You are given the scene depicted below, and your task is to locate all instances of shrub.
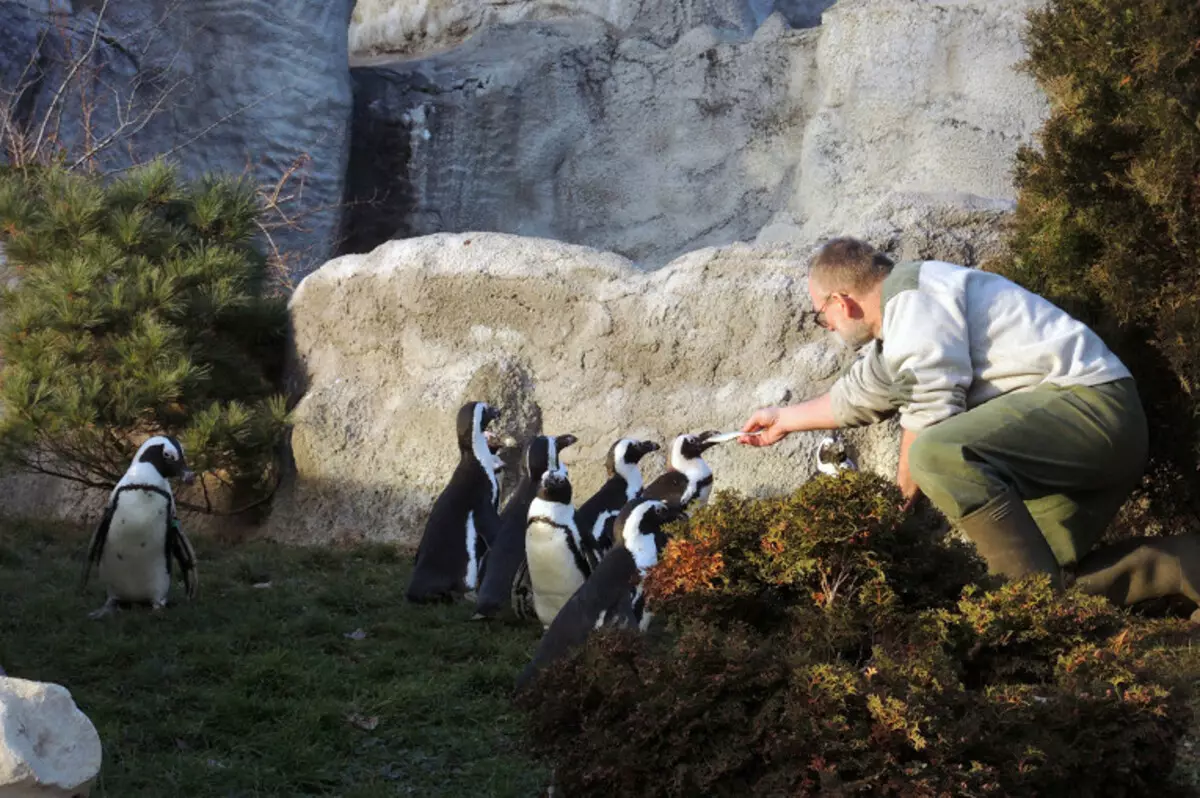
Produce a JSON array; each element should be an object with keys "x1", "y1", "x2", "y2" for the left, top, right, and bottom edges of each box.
[
  {"x1": 0, "y1": 162, "x2": 290, "y2": 509},
  {"x1": 519, "y1": 476, "x2": 1200, "y2": 797},
  {"x1": 994, "y1": 0, "x2": 1200, "y2": 525}
]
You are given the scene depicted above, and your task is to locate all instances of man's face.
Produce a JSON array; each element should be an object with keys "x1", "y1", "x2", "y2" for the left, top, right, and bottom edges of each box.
[{"x1": 807, "y1": 278, "x2": 874, "y2": 348}]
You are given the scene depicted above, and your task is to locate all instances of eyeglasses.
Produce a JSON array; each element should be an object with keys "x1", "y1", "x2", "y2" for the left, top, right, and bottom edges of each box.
[{"x1": 800, "y1": 292, "x2": 838, "y2": 330}]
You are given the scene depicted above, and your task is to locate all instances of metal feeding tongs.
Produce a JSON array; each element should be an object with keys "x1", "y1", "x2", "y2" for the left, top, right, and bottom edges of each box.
[{"x1": 703, "y1": 430, "x2": 764, "y2": 444}]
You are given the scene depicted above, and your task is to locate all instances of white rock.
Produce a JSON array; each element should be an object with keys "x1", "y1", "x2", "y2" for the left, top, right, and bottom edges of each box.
[
  {"x1": 265, "y1": 232, "x2": 901, "y2": 547},
  {"x1": 0, "y1": 677, "x2": 102, "y2": 797}
]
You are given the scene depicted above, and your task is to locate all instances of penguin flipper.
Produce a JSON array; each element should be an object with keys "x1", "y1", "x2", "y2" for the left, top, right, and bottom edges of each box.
[
  {"x1": 81, "y1": 503, "x2": 115, "y2": 592},
  {"x1": 167, "y1": 518, "x2": 199, "y2": 600}
]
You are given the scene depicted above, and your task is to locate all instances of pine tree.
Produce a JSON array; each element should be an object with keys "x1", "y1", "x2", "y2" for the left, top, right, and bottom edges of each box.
[
  {"x1": 995, "y1": 0, "x2": 1200, "y2": 523},
  {"x1": 0, "y1": 161, "x2": 291, "y2": 511}
]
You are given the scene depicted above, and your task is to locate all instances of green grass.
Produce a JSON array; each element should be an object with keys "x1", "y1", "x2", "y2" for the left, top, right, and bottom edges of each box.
[{"x1": 0, "y1": 520, "x2": 549, "y2": 797}]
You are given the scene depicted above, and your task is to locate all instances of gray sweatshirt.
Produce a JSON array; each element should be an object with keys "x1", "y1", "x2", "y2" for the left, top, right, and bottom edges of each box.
[{"x1": 828, "y1": 260, "x2": 1132, "y2": 432}]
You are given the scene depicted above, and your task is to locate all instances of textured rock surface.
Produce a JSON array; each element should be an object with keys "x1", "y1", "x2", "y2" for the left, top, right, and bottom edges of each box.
[
  {"x1": 760, "y1": 0, "x2": 1051, "y2": 253},
  {"x1": 343, "y1": 0, "x2": 1046, "y2": 269},
  {"x1": 0, "y1": 0, "x2": 353, "y2": 280},
  {"x1": 342, "y1": 18, "x2": 814, "y2": 266},
  {"x1": 348, "y1": 0, "x2": 835, "y2": 59},
  {"x1": 0, "y1": 676, "x2": 102, "y2": 797},
  {"x1": 265, "y1": 232, "x2": 901, "y2": 547}
]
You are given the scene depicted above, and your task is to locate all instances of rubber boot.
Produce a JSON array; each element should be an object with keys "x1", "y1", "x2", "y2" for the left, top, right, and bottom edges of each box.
[
  {"x1": 956, "y1": 487, "x2": 1063, "y2": 588},
  {"x1": 1072, "y1": 535, "x2": 1200, "y2": 614}
]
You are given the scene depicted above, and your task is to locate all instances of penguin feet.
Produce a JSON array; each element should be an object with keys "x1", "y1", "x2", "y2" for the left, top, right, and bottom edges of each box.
[
  {"x1": 151, "y1": 599, "x2": 168, "y2": 612},
  {"x1": 87, "y1": 599, "x2": 118, "y2": 620}
]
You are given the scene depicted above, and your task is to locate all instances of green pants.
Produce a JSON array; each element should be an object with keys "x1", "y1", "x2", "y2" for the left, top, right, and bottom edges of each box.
[{"x1": 907, "y1": 378, "x2": 1148, "y2": 566}]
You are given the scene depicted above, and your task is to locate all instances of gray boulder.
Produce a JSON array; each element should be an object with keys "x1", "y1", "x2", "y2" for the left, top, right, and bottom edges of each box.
[{"x1": 265, "y1": 232, "x2": 901, "y2": 547}]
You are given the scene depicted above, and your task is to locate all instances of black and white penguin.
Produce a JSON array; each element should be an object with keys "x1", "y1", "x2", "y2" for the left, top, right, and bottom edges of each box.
[
  {"x1": 514, "y1": 497, "x2": 682, "y2": 692},
  {"x1": 816, "y1": 432, "x2": 857, "y2": 477},
  {"x1": 473, "y1": 433, "x2": 578, "y2": 618},
  {"x1": 407, "y1": 401, "x2": 503, "y2": 603},
  {"x1": 81, "y1": 435, "x2": 198, "y2": 619},
  {"x1": 575, "y1": 437, "x2": 660, "y2": 556},
  {"x1": 641, "y1": 430, "x2": 727, "y2": 513},
  {"x1": 525, "y1": 468, "x2": 595, "y2": 629}
]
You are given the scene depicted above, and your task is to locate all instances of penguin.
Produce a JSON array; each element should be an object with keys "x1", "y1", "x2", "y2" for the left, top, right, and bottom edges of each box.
[
  {"x1": 81, "y1": 435, "x2": 198, "y2": 619},
  {"x1": 514, "y1": 497, "x2": 682, "y2": 692},
  {"x1": 473, "y1": 433, "x2": 578, "y2": 619},
  {"x1": 816, "y1": 431, "x2": 857, "y2": 477},
  {"x1": 575, "y1": 437, "x2": 661, "y2": 556},
  {"x1": 406, "y1": 401, "x2": 503, "y2": 603},
  {"x1": 525, "y1": 468, "x2": 595, "y2": 629},
  {"x1": 641, "y1": 430, "x2": 728, "y2": 514}
]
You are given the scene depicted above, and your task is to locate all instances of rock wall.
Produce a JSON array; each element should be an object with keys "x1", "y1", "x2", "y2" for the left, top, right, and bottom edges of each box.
[
  {"x1": 0, "y1": 0, "x2": 354, "y2": 280},
  {"x1": 342, "y1": 0, "x2": 1048, "y2": 268},
  {"x1": 348, "y1": 0, "x2": 835, "y2": 59},
  {"x1": 265, "y1": 232, "x2": 901, "y2": 547}
]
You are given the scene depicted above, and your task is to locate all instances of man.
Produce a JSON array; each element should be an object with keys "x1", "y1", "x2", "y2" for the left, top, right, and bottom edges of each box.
[{"x1": 740, "y1": 237, "x2": 1200, "y2": 610}]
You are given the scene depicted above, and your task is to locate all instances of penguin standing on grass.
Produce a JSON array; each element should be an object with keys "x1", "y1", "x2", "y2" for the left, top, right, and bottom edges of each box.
[
  {"x1": 407, "y1": 401, "x2": 503, "y2": 603},
  {"x1": 515, "y1": 497, "x2": 682, "y2": 692},
  {"x1": 525, "y1": 468, "x2": 595, "y2": 629},
  {"x1": 575, "y1": 437, "x2": 660, "y2": 556},
  {"x1": 81, "y1": 435, "x2": 198, "y2": 619},
  {"x1": 474, "y1": 433, "x2": 578, "y2": 619}
]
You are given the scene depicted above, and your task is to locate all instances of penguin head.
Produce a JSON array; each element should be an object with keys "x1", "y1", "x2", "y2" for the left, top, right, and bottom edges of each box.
[
  {"x1": 617, "y1": 498, "x2": 684, "y2": 568},
  {"x1": 525, "y1": 433, "x2": 578, "y2": 480},
  {"x1": 134, "y1": 435, "x2": 195, "y2": 484},
  {"x1": 536, "y1": 467, "x2": 573, "y2": 505},
  {"x1": 670, "y1": 431, "x2": 723, "y2": 466},
  {"x1": 457, "y1": 401, "x2": 501, "y2": 452},
  {"x1": 610, "y1": 438, "x2": 660, "y2": 470}
]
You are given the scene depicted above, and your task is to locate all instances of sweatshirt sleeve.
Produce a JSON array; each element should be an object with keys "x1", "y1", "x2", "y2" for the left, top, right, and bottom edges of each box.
[
  {"x1": 828, "y1": 341, "x2": 901, "y2": 427},
  {"x1": 882, "y1": 290, "x2": 972, "y2": 431}
]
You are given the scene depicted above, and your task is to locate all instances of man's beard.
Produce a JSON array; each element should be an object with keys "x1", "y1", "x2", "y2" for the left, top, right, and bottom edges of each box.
[{"x1": 836, "y1": 320, "x2": 875, "y2": 349}]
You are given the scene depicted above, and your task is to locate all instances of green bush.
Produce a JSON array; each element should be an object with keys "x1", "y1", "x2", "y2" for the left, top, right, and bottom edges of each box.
[
  {"x1": 0, "y1": 162, "x2": 290, "y2": 509},
  {"x1": 519, "y1": 475, "x2": 1200, "y2": 797},
  {"x1": 994, "y1": 0, "x2": 1200, "y2": 526}
]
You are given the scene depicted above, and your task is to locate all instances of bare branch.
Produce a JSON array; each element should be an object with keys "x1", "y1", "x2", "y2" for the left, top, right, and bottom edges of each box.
[{"x1": 31, "y1": 0, "x2": 111, "y2": 158}]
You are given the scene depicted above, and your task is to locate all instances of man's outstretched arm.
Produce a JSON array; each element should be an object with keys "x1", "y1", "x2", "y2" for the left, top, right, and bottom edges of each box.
[{"x1": 739, "y1": 393, "x2": 838, "y2": 446}]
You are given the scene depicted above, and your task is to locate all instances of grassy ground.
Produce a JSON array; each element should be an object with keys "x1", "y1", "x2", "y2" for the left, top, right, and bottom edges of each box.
[{"x1": 0, "y1": 519, "x2": 548, "y2": 797}]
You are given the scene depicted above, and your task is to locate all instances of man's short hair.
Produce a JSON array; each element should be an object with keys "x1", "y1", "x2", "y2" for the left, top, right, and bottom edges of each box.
[{"x1": 810, "y1": 237, "x2": 894, "y2": 294}]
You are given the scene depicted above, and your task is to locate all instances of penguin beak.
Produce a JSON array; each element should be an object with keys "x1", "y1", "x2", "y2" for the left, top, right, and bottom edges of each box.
[
  {"x1": 695, "y1": 430, "x2": 724, "y2": 452},
  {"x1": 637, "y1": 441, "x2": 661, "y2": 457},
  {"x1": 180, "y1": 469, "x2": 196, "y2": 486},
  {"x1": 557, "y1": 434, "x2": 579, "y2": 449}
]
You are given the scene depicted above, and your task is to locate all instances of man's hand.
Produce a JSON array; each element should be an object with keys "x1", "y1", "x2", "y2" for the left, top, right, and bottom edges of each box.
[{"x1": 740, "y1": 406, "x2": 790, "y2": 446}]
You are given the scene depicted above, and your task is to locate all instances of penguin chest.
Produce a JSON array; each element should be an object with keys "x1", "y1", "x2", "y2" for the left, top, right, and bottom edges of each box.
[
  {"x1": 526, "y1": 523, "x2": 587, "y2": 627},
  {"x1": 99, "y1": 492, "x2": 171, "y2": 602}
]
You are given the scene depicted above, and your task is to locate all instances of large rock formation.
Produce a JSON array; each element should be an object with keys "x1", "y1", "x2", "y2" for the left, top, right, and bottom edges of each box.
[
  {"x1": 348, "y1": 0, "x2": 836, "y2": 59},
  {"x1": 266, "y1": 232, "x2": 901, "y2": 547},
  {"x1": 342, "y1": 0, "x2": 1047, "y2": 268},
  {"x1": 0, "y1": 0, "x2": 354, "y2": 280},
  {"x1": 0, "y1": 676, "x2": 103, "y2": 797}
]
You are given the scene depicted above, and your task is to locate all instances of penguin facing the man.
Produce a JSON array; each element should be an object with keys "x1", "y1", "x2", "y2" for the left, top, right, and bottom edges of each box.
[
  {"x1": 575, "y1": 437, "x2": 660, "y2": 556},
  {"x1": 514, "y1": 496, "x2": 682, "y2": 692}
]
